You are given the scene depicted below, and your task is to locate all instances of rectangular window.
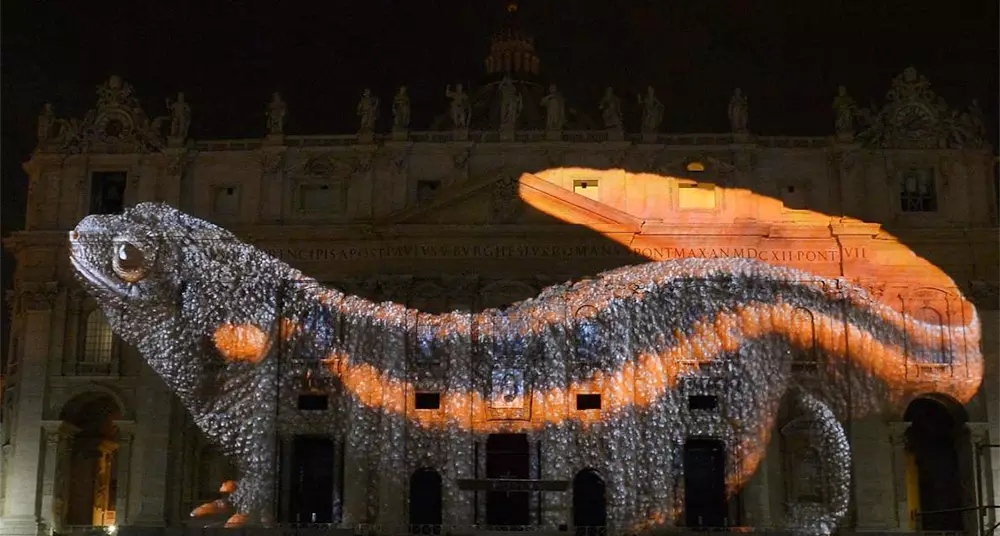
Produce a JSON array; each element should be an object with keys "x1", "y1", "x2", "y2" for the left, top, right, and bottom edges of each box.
[
  {"x1": 576, "y1": 393, "x2": 602, "y2": 410},
  {"x1": 900, "y1": 169, "x2": 937, "y2": 212},
  {"x1": 212, "y1": 186, "x2": 241, "y2": 215},
  {"x1": 781, "y1": 184, "x2": 808, "y2": 210},
  {"x1": 573, "y1": 179, "x2": 599, "y2": 201},
  {"x1": 677, "y1": 182, "x2": 716, "y2": 209},
  {"x1": 688, "y1": 394, "x2": 719, "y2": 411},
  {"x1": 89, "y1": 171, "x2": 128, "y2": 215},
  {"x1": 417, "y1": 180, "x2": 441, "y2": 204},
  {"x1": 415, "y1": 392, "x2": 441, "y2": 410},
  {"x1": 299, "y1": 184, "x2": 335, "y2": 212},
  {"x1": 297, "y1": 393, "x2": 329, "y2": 411}
]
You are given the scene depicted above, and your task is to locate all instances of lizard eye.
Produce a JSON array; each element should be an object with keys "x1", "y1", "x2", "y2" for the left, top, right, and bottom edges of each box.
[{"x1": 113, "y1": 242, "x2": 148, "y2": 283}]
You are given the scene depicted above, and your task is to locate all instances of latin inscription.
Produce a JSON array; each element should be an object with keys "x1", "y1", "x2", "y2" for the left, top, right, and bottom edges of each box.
[{"x1": 263, "y1": 243, "x2": 868, "y2": 264}]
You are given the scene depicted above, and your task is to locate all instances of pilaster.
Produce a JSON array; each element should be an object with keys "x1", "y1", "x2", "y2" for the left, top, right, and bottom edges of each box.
[
  {"x1": 113, "y1": 421, "x2": 135, "y2": 525},
  {"x1": 887, "y1": 421, "x2": 912, "y2": 530},
  {"x1": 39, "y1": 421, "x2": 79, "y2": 534},
  {"x1": 126, "y1": 369, "x2": 172, "y2": 526},
  {"x1": 740, "y1": 442, "x2": 772, "y2": 527},
  {"x1": 851, "y1": 418, "x2": 897, "y2": 529},
  {"x1": 2, "y1": 283, "x2": 59, "y2": 535}
]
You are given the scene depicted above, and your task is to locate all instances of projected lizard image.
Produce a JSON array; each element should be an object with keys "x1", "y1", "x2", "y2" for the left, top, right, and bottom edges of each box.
[{"x1": 67, "y1": 202, "x2": 982, "y2": 534}]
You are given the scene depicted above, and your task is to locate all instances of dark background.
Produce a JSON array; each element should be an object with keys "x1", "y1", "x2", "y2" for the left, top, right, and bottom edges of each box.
[{"x1": 2, "y1": 0, "x2": 998, "y2": 370}]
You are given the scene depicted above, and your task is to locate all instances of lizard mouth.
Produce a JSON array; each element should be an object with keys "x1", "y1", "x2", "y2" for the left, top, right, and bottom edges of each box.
[{"x1": 69, "y1": 251, "x2": 128, "y2": 298}]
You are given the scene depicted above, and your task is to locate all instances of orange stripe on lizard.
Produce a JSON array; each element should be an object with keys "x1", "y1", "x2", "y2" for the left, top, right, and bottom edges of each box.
[{"x1": 213, "y1": 323, "x2": 271, "y2": 364}]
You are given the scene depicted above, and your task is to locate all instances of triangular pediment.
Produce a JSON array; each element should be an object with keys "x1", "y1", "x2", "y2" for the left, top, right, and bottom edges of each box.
[{"x1": 382, "y1": 168, "x2": 643, "y2": 230}]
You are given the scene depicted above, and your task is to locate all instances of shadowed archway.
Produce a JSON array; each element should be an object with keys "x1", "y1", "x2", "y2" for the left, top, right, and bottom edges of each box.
[
  {"x1": 59, "y1": 392, "x2": 122, "y2": 527},
  {"x1": 572, "y1": 468, "x2": 607, "y2": 532},
  {"x1": 904, "y1": 395, "x2": 968, "y2": 531}
]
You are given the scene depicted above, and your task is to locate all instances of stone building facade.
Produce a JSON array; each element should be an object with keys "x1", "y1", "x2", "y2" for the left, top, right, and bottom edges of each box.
[{"x1": 2, "y1": 8, "x2": 999, "y2": 535}]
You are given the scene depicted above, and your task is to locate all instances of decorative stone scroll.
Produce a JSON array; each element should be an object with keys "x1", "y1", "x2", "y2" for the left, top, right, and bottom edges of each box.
[{"x1": 18, "y1": 282, "x2": 60, "y2": 311}]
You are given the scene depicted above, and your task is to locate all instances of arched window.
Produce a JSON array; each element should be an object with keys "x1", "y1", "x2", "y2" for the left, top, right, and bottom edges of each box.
[
  {"x1": 80, "y1": 309, "x2": 115, "y2": 373},
  {"x1": 573, "y1": 468, "x2": 607, "y2": 532},
  {"x1": 791, "y1": 307, "x2": 818, "y2": 373},
  {"x1": 914, "y1": 306, "x2": 949, "y2": 363}
]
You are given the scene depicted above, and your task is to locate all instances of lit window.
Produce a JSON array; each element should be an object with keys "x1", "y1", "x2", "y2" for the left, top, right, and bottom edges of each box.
[
  {"x1": 686, "y1": 161, "x2": 706, "y2": 172},
  {"x1": 83, "y1": 310, "x2": 114, "y2": 365},
  {"x1": 213, "y1": 186, "x2": 241, "y2": 215},
  {"x1": 900, "y1": 169, "x2": 937, "y2": 212},
  {"x1": 417, "y1": 180, "x2": 441, "y2": 204},
  {"x1": 573, "y1": 179, "x2": 599, "y2": 201},
  {"x1": 299, "y1": 184, "x2": 334, "y2": 212},
  {"x1": 677, "y1": 182, "x2": 716, "y2": 209}
]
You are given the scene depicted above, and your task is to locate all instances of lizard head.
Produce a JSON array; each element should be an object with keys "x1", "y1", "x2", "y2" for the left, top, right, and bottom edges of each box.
[{"x1": 68, "y1": 202, "x2": 289, "y2": 366}]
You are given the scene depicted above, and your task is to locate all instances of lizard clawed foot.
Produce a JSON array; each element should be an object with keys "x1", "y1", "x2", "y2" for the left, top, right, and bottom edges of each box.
[
  {"x1": 190, "y1": 480, "x2": 239, "y2": 522},
  {"x1": 190, "y1": 480, "x2": 272, "y2": 528}
]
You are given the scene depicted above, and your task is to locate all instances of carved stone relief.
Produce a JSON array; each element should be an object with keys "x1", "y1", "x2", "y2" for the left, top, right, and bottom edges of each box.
[{"x1": 489, "y1": 173, "x2": 522, "y2": 223}]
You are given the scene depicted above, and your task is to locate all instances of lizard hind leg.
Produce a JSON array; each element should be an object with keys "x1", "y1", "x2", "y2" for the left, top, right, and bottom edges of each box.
[
  {"x1": 190, "y1": 481, "x2": 238, "y2": 525},
  {"x1": 782, "y1": 389, "x2": 852, "y2": 536}
]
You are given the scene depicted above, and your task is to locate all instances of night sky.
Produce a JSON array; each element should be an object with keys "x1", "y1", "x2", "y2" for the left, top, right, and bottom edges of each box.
[{"x1": 1, "y1": 1, "x2": 997, "y2": 362}]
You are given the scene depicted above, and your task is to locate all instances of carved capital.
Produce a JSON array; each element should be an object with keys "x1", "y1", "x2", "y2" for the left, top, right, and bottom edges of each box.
[
  {"x1": 356, "y1": 152, "x2": 376, "y2": 173},
  {"x1": 377, "y1": 275, "x2": 413, "y2": 303},
  {"x1": 887, "y1": 421, "x2": 910, "y2": 443},
  {"x1": 967, "y1": 280, "x2": 999, "y2": 310},
  {"x1": 258, "y1": 148, "x2": 287, "y2": 176},
  {"x1": 18, "y1": 282, "x2": 59, "y2": 311},
  {"x1": 442, "y1": 274, "x2": 480, "y2": 301},
  {"x1": 113, "y1": 420, "x2": 136, "y2": 444},
  {"x1": 452, "y1": 148, "x2": 471, "y2": 170},
  {"x1": 164, "y1": 150, "x2": 192, "y2": 176},
  {"x1": 41, "y1": 421, "x2": 80, "y2": 446},
  {"x1": 609, "y1": 148, "x2": 630, "y2": 168}
]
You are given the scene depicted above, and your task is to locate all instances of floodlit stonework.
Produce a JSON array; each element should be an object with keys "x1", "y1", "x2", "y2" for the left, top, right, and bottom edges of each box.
[{"x1": 2, "y1": 8, "x2": 998, "y2": 536}]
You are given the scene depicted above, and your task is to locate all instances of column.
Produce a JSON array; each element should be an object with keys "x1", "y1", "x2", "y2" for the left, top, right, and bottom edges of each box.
[
  {"x1": 92, "y1": 440, "x2": 120, "y2": 526},
  {"x1": 62, "y1": 290, "x2": 85, "y2": 376},
  {"x1": 126, "y1": 369, "x2": 173, "y2": 525},
  {"x1": 740, "y1": 444, "x2": 772, "y2": 527},
  {"x1": 851, "y1": 418, "x2": 897, "y2": 529},
  {"x1": 887, "y1": 421, "x2": 912, "y2": 530},
  {"x1": 341, "y1": 422, "x2": 371, "y2": 525},
  {"x1": 1, "y1": 284, "x2": 59, "y2": 536},
  {"x1": 39, "y1": 421, "x2": 79, "y2": 534},
  {"x1": 113, "y1": 421, "x2": 135, "y2": 525}
]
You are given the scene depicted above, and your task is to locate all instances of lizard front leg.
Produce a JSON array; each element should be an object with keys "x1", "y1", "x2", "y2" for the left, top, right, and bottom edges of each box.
[{"x1": 783, "y1": 389, "x2": 852, "y2": 535}]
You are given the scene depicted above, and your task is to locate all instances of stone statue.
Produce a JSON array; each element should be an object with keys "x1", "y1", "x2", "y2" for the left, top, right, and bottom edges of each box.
[
  {"x1": 599, "y1": 87, "x2": 622, "y2": 129},
  {"x1": 445, "y1": 84, "x2": 470, "y2": 129},
  {"x1": 266, "y1": 92, "x2": 287, "y2": 135},
  {"x1": 728, "y1": 88, "x2": 748, "y2": 133},
  {"x1": 167, "y1": 92, "x2": 191, "y2": 140},
  {"x1": 540, "y1": 84, "x2": 566, "y2": 131},
  {"x1": 968, "y1": 99, "x2": 985, "y2": 138},
  {"x1": 37, "y1": 103, "x2": 56, "y2": 143},
  {"x1": 499, "y1": 75, "x2": 522, "y2": 128},
  {"x1": 357, "y1": 88, "x2": 379, "y2": 133},
  {"x1": 832, "y1": 86, "x2": 856, "y2": 137},
  {"x1": 392, "y1": 86, "x2": 410, "y2": 130},
  {"x1": 637, "y1": 85, "x2": 664, "y2": 133}
]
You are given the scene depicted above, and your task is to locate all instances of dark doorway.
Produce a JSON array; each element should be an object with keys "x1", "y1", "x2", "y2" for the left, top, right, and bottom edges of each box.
[
  {"x1": 905, "y1": 397, "x2": 965, "y2": 530},
  {"x1": 409, "y1": 469, "x2": 443, "y2": 530},
  {"x1": 572, "y1": 469, "x2": 607, "y2": 533},
  {"x1": 683, "y1": 438, "x2": 728, "y2": 527},
  {"x1": 486, "y1": 433, "x2": 530, "y2": 526},
  {"x1": 291, "y1": 436, "x2": 335, "y2": 523},
  {"x1": 89, "y1": 171, "x2": 127, "y2": 215}
]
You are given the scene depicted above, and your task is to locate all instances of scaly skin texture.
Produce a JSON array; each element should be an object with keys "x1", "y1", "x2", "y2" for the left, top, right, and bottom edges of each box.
[{"x1": 68, "y1": 203, "x2": 982, "y2": 533}]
